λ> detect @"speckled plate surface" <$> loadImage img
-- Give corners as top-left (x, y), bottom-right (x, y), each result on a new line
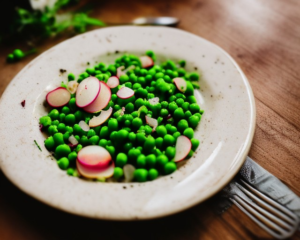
top-left (0, 26), bottom-right (255, 220)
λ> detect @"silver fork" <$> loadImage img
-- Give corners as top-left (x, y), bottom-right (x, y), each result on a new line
top-left (230, 180), bottom-right (300, 239)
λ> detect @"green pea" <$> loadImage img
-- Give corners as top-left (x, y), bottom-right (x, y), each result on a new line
top-left (65, 114), bottom-right (76, 125)
top-left (154, 137), bottom-right (163, 149)
top-left (200, 109), bottom-right (204, 115)
top-left (146, 154), bottom-right (156, 168)
top-left (163, 134), bottom-right (175, 146)
top-left (169, 95), bottom-right (177, 102)
top-left (135, 88), bottom-right (148, 98)
top-left (156, 154), bottom-right (169, 167)
top-left (130, 73), bottom-right (138, 82)
top-left (190, 103), bottom-right (200, 113)
top-left (67, 168), bottom-right (75, 176)
top-left (48, 125), bottom-right (58, 135)
top-left (135, 98), bottom-right (144, 109)
top-left (52, 120), bottom-right (59, 126)
top-left (74, 135), bottom-right (80, 141)
top-left (75, 144), bottom-right (83, 153)
top-left (128, 148), bottom-right (141, 161)
top-left (57, 157), bottom-right (69, 170)
top-left (116, 153), bottom-right (128, 167)
top-left (68, 151), bottom-right (77, 162)
top-left (110, 131), bottom-right (118, 142)
top-left (177, 119), bottom-right (189, 133)
top-left (68, 98), bottom-right (77, 112)
top-left (187, 150), bottom-right (194, 158)
top-left (137, 154), bottom-right (146, 168)
top-left (189, 72), bottom-right (200, 81)
top-left (148, 68), bottom-right (156, 76)
top-left (108, 118), bottom-right (118, 131)
top-left (114, 104), bottom-right (121, 111)
top-left (44, 136), bottom-right (55, 150)
top-left (144, 125), bottom-right (152, 135)
top-left (168, 102), bottom-right (178, 113)
top-left (181, 102), bottom-right (190, 111)
top-left (89, 135), bottom-right (99, 145)
top-left (128, 132), bottom-right (136, 143)
top-left (80, 135), bottom-right (89, 146)
top-left (169, 126), bottom-right (177, 134)
top-left (59, 113), bottom-right (65, 123)
top-left (73, 124), bottom-right (82, 135)
top-left (119, 74), bottom-right (129, 84)
top-left (155, 72), bottom-right (164, 79)
top-left (65, 126), bottom-right (73, 134)
top-left (48, 109), bottom-right (59, 120)
top-left (164, 162), bottom-right (177, 175)
top-left (106, 145), bottom-right (116, 157)
top-left (173, 108), bottom-right (185, 121)
top-left (147, 93), bottom-right (155, 99)
top-left (99, 139), bottom-right (108, 147)
top-left (53, 133), bottom-right (65, 145)
top-left (134, 169), bottom-right (148, 182)
top-left (125, 102), bottom-right (134, 113)
top-left (189, 115), bottom-right (200, 129)
top-left (87, 129), bottom-right (95, 138)
top-left (132, 117), bottom-right (143, 129)
top-left (160, 109), bottom-right (169, 117)
top-left (57, 123), bottom-right (66, 132)
top-left (136, 132), bottom-right (147, 145)
top-left (173, 131), bottom-right (181, 139)
top-left (183, 128), bottom-right (194, 139)
top-left (186, 95), bottom-right (197, 104)
top-left (185, 110), bottom-right (192, 119)
top-left (39, 116), bottom-right (52, 127)
top-left (117, 129), bottom-right (129, 142)
top-left (113, 167), bottom-right (124, 179)
top-left (61, 106), bottom-right (70, 115)
top-left (176, 98), bottom-right (184, 107)
top-left (68, 73), bottom-right (75, 81)
top-left (148, 169), bottom-right (158, 180)
top-left (55, 144), bottom-right (71, 158)
top-left (123, 142), bottom-right (133, 152)
top-left (140, 69), bottom-right (148, 76)
top-left (166, 147), bottom-right (176, 159)
top-left (191, 138), bottom-right (200, 151)
top-left (185, 81), bottom-right (194, 95)
top-left (63, 131), bottom-right (70, 142)
top-left (144, 136), bottom-right (156, 152)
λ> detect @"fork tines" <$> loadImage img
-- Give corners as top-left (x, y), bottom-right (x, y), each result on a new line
top-left (229, 180), bottom-right (299, 239)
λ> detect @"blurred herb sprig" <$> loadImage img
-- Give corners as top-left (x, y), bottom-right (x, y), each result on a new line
top-left (2, 0), bottom-right (105, 62)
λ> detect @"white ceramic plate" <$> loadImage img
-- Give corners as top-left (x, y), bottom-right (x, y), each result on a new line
top-left (0, 26), bottom-right (255, 220)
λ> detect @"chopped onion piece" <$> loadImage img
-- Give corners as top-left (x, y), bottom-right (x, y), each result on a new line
top-left (145, 115), bottom-right (158, 131)
top-left (123, 164), bottom-right (135, 182)
top-left (69, 135), bottom-right (79, 145)
top-left (117, 66), bottom-right (125, 78)
top-left (79, 120), bottom-right (90, 132)
top-left (67, 81), bottom-right (79, 94)
top-left (149, 97), bottom-right (159, 105)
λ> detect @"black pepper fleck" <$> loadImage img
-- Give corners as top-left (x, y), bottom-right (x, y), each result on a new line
top-left (59, 69), bottom-right (66, 73)
top-left (123, 186), bottom-right (127, 189)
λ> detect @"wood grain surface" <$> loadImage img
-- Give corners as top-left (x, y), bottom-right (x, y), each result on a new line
top-left (0, 0), bottom-right (300, 239)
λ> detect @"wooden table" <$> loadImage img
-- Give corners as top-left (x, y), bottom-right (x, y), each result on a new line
top-left (0, 0), bottom-right (299, 239)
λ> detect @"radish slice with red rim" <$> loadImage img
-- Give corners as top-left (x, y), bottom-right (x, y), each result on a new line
top-left (139, 56), bottom-right (154, 68)
top-left (46, 87), bottom-right (71, 107)
top-left (173, 78), bottom-right (187, 93)
top-left (106, 76), bottom-right (119, 88)
top-left (116, 87), bottom-right (134, 99)
top-left (89, 107), bottom-right (113, 127)
top-left (83, 82), bottom-right (111, 113)
top-left (174, 136), bottom-right (192, 162)
top-left (76, 76), bottom-right (101, 108)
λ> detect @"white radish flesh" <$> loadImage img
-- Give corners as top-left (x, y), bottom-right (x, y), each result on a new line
top-left (149, 97), bottom-right (159, 105)
top-left (46, 87), bottom-right (71, 107)
top-left (173, 78), bottom-right (187, 93)
top-left (83, 82), bottom-right (111, 113)
top-left (116, 87), bottom-right (134, 99)
top-left (76, 76), bottom-right (101, 107)
top-left (67, 81), bottom-right (79, 94)
top-left (89, 107), bottom-right (113, 127)
top-left (123, 164), bottom-right (136, 182)
top-left (117, 66), bottom-right (125, 78)
top-left (145, 115), bottom-right (158, 131)
top-left (174, 136), bottom-right (192, 162)
top-left (69, 135), bottom-right (78, 145)
top-left (79, 120), bottom-right (90, 131)
top-left (139, 56), bottom-right (154, 68)
top-left (106, 76), bottom-right (119, 88)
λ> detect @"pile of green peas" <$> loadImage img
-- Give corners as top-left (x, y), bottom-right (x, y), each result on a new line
top-left (39, 51), bottom-right (204, 182)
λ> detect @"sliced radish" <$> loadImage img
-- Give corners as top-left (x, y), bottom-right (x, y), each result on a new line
top-left (123, 164), bottom-right (136, 182)
top-left (77, 146), bottom-right (114, 179)
top-left (149, 97), bottom-right (159, 105)
top-left (106, 76), bottom-right (119, 88)
top-left (174, 136), bottom-right (192, 162)
top-left (79, 120), bottom-right (90, 132)
top-left (117, 87), bottom-right (134, 99)
top-left (89, 107), bottom-right (113, 127)
top-left (46, 87), bottom-right (71, 107)
top-left (140, 56), bottom-right (154, 68)
top-left (67, 81), bottom-right (79, 94)
top-left (117, 66), bottom-right (125, 78)
top-left (76, 76), bottom-right (101, 108)
top-left (173, 78), bottom-right (187, 93)
top-left (83, 82), bottom-right (111, 113)
top-left (145, 115), bottom-right (158, 131)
